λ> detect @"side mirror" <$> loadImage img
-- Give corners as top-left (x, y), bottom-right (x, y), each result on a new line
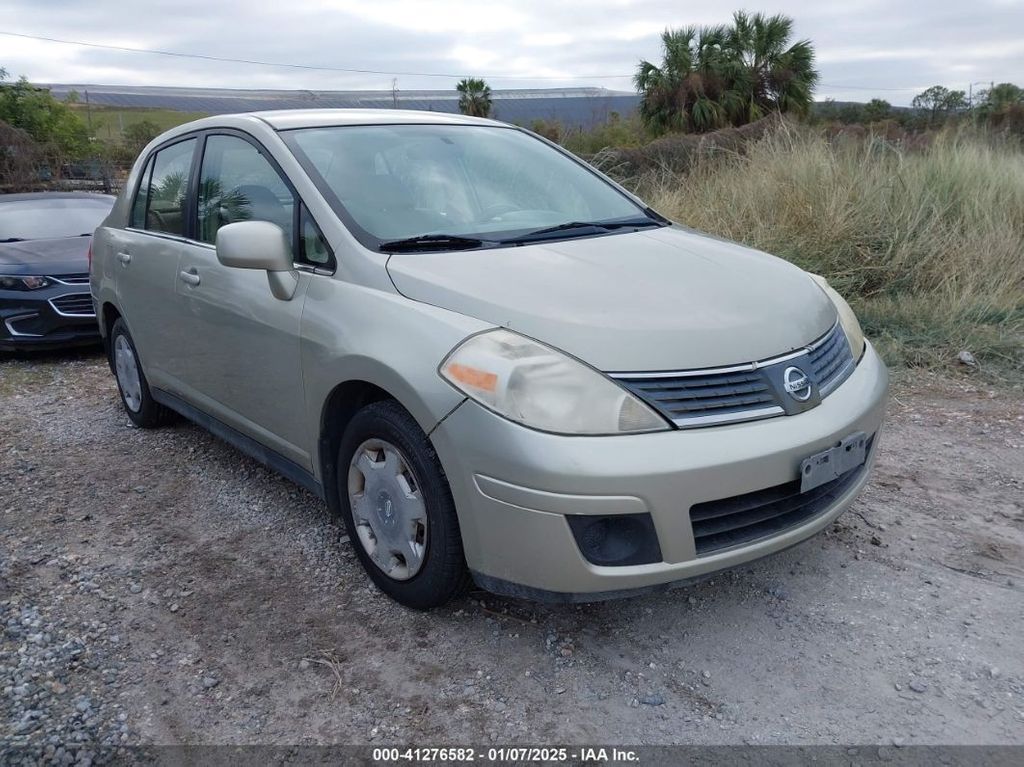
top-left (215, 221), bottom-right (298, 300)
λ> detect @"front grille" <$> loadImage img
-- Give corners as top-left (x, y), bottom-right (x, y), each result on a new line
top-left (615, 369), bottom-right (781, 426)
top-left (49, 293), bottom-right (95, 317)
top-left (612, 321), bottom-right (857, 429)
top-left (50, 273), bottom-right (90, 285)
top-left (689, 436), bottom-right (874, 555)
top-left (809, 322), bottom-right (855, 395)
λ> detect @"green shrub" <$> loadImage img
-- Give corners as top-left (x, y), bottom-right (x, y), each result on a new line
top-left (559, 113), bottom-right (651, 156)
top-left (0, 72), bottom-right (91, 159)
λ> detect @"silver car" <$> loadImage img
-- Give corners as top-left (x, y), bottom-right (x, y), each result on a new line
top-left (91, 109), bottom-right (888, 608)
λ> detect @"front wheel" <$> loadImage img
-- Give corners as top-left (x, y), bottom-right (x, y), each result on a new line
top-left (337, 400), bottom-right (470, 609)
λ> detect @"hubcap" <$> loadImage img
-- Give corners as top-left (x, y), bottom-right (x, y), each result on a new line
top-left (113, 335), bottom-right (143, 413)
top-left (347, 439), bottom-right (427, 581)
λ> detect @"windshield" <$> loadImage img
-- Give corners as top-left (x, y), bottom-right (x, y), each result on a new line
top-left (283, 124), bottom-right (656, 250)
top-left (0, 197), bottom-right (114, 242)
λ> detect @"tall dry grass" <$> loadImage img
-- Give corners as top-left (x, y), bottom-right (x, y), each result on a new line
top-left (634, 125), bottom-right (1024, 373)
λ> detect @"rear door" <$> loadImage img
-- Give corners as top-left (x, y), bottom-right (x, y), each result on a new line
top-left (112, 137), bottom-right (197, 392)
top-left (171, 131), bottom-right (320, 469)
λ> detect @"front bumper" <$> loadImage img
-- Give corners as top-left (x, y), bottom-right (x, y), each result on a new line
top-left (0, 288), bottom-right (101, 351)
top-left (430, 342), bottom-right (889, 601)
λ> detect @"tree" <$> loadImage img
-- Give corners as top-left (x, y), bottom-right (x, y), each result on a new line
top-left (0, 69), bottom-right (91, 158)
top-left (974, 82), bottom-right (1024, 134)
top-left (0, 119), bottom-right (46, 191)
top-left (977, 83), bottom-right (1023, 113)
top-left (456, 78), bottom-right (492, 118)
top-left (912, 85), bottom-right (967, 125)
top-left (837, 103), bottom-right (865, 124)
top-left (863, 98), bottom-right (892, 122)
top-left (634, 25), bottom-right (736, 133)
top-left (727, 11), bottom-right (818, 122)
top-left (122, 119), bottom-right (162, 155)
top-left (635, 11), bottom-right (818, 134)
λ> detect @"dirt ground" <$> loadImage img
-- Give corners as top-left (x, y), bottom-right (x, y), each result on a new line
top-left (1, 348), bottom-right (1022, 752)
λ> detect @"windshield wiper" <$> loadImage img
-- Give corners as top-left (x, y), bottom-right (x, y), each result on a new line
top-left (378, 234), bottom-right (494, 253)
top-left (0, 237), bottom-right (26, 243)
top-left (500, 217), bottom-right (664, 244)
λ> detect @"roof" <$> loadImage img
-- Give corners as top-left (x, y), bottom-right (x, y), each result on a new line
top-left (252, 108), bottom-right (502, 130)
top-left (0, 192), bottom-right (116, 202)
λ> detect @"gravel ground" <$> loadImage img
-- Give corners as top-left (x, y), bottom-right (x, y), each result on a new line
top-left (1, 349), bottom-right (1022, 755)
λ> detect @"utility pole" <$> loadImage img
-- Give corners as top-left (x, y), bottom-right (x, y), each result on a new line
top-left (968, 80), bottom-right (994, 109)
top-left (84, 89), bottom-right (93, 133)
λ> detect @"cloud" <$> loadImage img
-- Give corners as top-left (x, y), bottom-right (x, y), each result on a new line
top-left (1, 0), bottom-right (1021, 104)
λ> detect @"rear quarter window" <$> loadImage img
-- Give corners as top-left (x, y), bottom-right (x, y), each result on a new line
top-left (133, 139), bottom-right (196, 236)
top-left (130, 158), bottom-right (154, 229)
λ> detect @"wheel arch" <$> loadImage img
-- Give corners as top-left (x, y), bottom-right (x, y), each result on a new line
top-left (317, 379), bottom-right (414, 518)
top-left (311, 347), bottom-right (467, 512)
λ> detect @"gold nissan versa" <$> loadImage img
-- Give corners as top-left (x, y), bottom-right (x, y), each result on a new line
top-left (91, 110), bottom-right (888, 608)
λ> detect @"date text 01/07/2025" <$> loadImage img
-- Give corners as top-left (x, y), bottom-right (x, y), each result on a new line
top-left (371, 746), bottom-right (640, 763)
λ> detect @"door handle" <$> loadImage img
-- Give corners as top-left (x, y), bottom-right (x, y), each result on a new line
top-left (117, 252), bottom-right (131, 266)
top-left (179, 269), bottom-right (201, 287)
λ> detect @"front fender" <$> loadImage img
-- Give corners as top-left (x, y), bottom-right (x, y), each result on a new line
top-left (300, 276), bottom-right (490, 480)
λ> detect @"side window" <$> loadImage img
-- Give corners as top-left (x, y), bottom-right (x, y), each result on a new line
top-left (197, 135), bottom-right (295, 249)
top-left (144, 139), bottom-right (196, 236)
top-left (129, 157), bottom-right (153, 229)
top-left (300, 207), bottom-right (335, 269)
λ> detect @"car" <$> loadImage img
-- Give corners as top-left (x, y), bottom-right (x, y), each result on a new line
top-left (91, 109), bottom-right (888, 609)
top-left (1, 192), bottom-right (115, 351)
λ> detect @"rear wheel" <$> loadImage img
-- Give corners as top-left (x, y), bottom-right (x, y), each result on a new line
top-left (110, 318), bottom-right (172, 428)
top-left (337, 400), bottom-right (470, 609)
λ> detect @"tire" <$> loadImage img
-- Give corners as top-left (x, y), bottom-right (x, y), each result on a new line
top-left (337, 400), bottom-right (470, 609)
top-left (109, 318), bottom-right (172, 428)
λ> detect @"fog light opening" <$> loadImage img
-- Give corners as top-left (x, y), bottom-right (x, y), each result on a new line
top-left (566, 513), bottom-right (662, 567)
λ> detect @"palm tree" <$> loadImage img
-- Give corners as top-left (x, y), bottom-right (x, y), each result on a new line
top-left (456, 78), bottom-right (492, 118)
top-left (634, 25), bottom-right (739, 133)
top-left (727, 11), bottom-right (818, 123)
top-left (196, 178), bottom-right (253, 241)
top-left (151, 171), bottom-right (187, 207)
top-left (635, 11), bottom-right (818, 133)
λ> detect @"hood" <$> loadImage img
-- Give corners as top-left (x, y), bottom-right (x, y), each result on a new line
top-left (386, 225), bottom-right (837, 371)
top-left (0, 237), bottom-right (90, 276)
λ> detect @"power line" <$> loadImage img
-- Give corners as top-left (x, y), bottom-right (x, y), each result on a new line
top-left (0, 30), bottom-right (634, 81)
top-left (1, 30), bottom-right (934, 95)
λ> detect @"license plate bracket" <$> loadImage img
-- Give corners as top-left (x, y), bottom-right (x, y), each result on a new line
top-left (800, 432), bottom-right (868, 493)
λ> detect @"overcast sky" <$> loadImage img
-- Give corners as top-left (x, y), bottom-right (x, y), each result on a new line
top-left (2, 0), bottom-right (1022, 105)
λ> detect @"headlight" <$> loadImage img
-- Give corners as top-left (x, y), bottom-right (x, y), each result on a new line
top-left (0, 275), bottom-right (52, 291)
top-left (809, 274), bottom-right (865, 360)
top-left (440, 329), bottom-right (669, 435)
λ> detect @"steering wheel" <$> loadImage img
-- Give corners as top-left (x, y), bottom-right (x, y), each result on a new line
top-left (479, 202), bottom-right (520, 223)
